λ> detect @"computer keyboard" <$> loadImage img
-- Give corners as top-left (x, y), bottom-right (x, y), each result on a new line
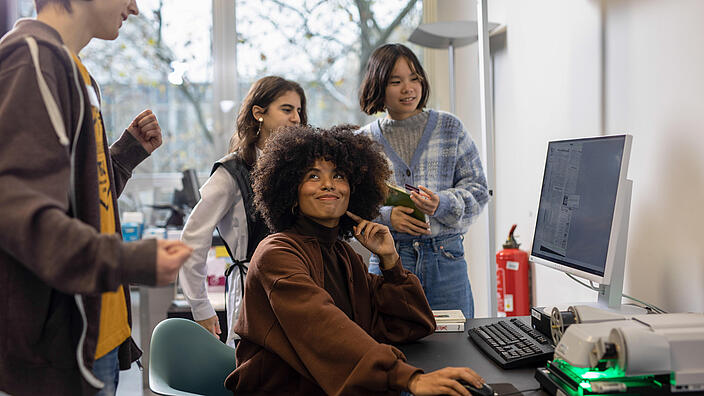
top-left (467, 317), bottom-right (554, 369)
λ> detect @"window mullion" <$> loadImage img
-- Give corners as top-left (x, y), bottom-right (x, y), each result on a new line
top-left (212, 0), bottom-right (239, 155)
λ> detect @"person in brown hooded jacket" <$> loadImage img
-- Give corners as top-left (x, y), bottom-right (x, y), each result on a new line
top-left (226, 125), bottom-right (486, 396)
top-left (0, 1), bottom-right (192, 395)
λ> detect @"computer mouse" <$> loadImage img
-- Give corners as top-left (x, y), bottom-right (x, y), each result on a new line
top-left (457, 379), bottom-right (495, 396)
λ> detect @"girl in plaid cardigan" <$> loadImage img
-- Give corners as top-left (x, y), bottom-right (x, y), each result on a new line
top-left (358, 43), bottom-right (489, 318)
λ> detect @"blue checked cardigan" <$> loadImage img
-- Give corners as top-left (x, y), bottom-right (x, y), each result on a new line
top-left (360, 110), bottom-right (490, 242)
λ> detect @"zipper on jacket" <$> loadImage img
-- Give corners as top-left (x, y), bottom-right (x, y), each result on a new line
top-left (61, 45), bottom-right (102, 390)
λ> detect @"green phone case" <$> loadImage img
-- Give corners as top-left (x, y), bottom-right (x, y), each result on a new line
top-left (384, 183), bottom-right (427, 222)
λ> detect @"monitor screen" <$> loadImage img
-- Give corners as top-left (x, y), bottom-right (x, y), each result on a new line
top-left (531, 135), bottom-right (627, 278)
top-left (173, 169), bottom-right (201, 209)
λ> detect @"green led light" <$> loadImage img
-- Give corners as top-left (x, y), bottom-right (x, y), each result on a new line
top-left (553, 359), bottom-right (626, 380)
top-left (550, 359), bottom-right (668, 395)
top-left (582, 371), bottom-right (605, 379)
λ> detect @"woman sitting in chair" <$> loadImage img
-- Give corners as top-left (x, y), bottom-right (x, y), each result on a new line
top-left (225, 125), bottom-right (485, 395)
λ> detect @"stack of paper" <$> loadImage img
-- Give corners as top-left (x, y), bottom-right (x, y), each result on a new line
top-left (433, 309), bottom-right (466, 332)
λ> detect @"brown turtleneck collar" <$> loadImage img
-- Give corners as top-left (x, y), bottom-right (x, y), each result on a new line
top-left (290, 214), bottom-right (353, 319)
top-left (290, 214), bottom-right (340, 247)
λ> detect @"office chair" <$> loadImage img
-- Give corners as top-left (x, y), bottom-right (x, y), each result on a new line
top-left (149, 318), bottom-right (236, 396)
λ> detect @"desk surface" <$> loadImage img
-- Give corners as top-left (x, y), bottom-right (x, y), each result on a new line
top-left (398, 317), bottom-right (550, 396)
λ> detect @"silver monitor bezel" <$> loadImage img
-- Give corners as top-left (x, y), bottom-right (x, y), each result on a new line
top-left (529, 134), bottom-right (632, 286)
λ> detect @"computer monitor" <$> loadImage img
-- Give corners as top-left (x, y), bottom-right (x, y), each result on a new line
top-left (530, 134), bottom-right (633, 309)
top-left (173, 169), bottom-right (201, 210)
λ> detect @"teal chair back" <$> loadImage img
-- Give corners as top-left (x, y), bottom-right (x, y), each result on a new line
top-left (149, 318), bottom-right (236, 396)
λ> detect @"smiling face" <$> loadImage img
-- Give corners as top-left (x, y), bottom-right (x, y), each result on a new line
top-left (85, 0), bottom-right (139, 40)
top-left (297, 159), bottom-right (350, 228)
top-left (383, 57), bottom-right (423, 121)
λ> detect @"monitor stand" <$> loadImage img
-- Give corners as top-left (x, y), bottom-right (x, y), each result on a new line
top-left (595, 179), bottom-right (647, 316)
top-left (598, 179), bottom-right (632, 310)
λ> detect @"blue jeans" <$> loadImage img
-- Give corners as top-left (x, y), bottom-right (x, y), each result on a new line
top-left (92, 346), bottom-right (119, 396)
top-left (369, 234), bottom-right (474, 319)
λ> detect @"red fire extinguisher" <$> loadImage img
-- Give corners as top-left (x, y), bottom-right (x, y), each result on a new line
top-left (496, 224), bottom-right (531, 317)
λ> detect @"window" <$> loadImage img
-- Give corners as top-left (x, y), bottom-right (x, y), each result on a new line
top-left (15, 0), bottom-right (34, 19)
top-left (236, 0), bottom-right (423, 127)
top-left (82, 0), bottom-right (215, 174)
top-left (7, 0), bottom-right (423, 225)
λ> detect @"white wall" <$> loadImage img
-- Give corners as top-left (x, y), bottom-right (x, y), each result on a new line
top-left (604, 0), bottom-right (704, 313)
top-left (490, 0), bottom-right (605, 309)
top-left (436, 0), bottom-right (704, 315)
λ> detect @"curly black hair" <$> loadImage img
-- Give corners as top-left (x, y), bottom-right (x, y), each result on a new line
top-left (252, 124), bottom-right (391, 239)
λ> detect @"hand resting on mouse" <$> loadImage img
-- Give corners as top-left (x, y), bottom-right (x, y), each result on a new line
top-left (407, 367), bottom-right (486, 396)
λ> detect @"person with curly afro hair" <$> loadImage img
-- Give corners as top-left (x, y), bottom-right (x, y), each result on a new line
top-left (225, 125), bottom-right (486, 396)
top-left (252, 123), bottom-right (389, 237)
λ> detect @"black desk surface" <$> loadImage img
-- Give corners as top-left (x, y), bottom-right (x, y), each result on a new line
top-left (398, 316), bottom-right (550, 396)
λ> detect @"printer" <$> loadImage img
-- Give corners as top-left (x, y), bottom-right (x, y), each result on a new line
top-left (535, 311), bottom-right (704, 395)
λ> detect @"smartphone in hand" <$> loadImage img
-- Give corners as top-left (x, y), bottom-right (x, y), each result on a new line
top-left (404, 184), bottom-right (420, 194)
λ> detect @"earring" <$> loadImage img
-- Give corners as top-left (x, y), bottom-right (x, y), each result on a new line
top-left (291, 202), bottom-right (298, 215)
top-left (256, 117), bottom-right (263, 137)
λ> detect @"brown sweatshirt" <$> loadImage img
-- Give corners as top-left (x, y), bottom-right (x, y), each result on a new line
top-left (0, 19), bottom-right (156, 395)
top-left (227, 216), bottom-right (436, 395)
